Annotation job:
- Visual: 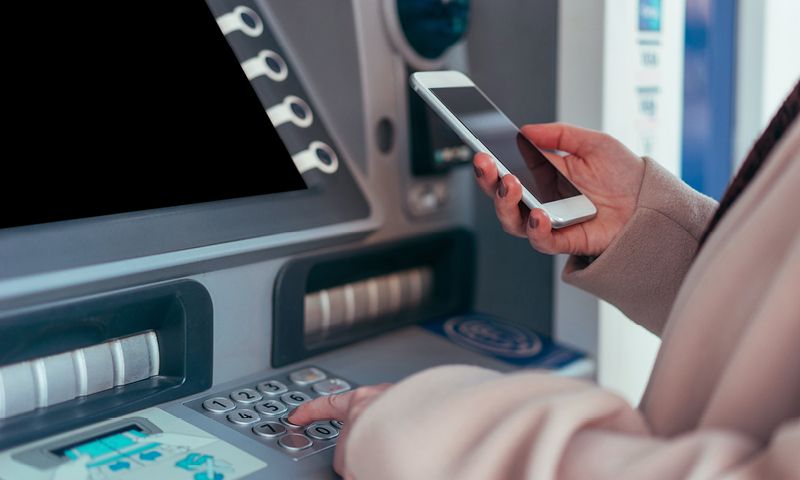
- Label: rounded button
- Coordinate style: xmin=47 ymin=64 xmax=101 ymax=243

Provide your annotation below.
xmin=281 ymin=391 xmax=312 ymax=407
xmin=256 ymin=380 xmax=288 ymax=396
xmin=312 ymin=378 xmax=351 ymax=396
xmin=230 ymin=388 xmax=262 ymax=404
xmin=306 ymin=423 xmax=339 ymax=441
xmin=202 ymin=397 xmax=235 ymax=414
xmin=278 ymin=434 xmax=313 ymax=452
xmin=252 ymin=421 xmax=287 ymax=438
xmin=330 ymin=420 xmax=344 ymax=430
xmin=289 ymin=367 xmax=327 ymax=385
xmin=255 ymin=399 xmax=288 ymax=417
xmin=227 ymin=409 xmax=260 ymax=425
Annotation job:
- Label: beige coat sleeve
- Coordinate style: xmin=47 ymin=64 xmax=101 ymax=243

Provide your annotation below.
xmin=344 ymin=365 xmax=799 ymax=480
xmin=562 ymin=158 xmax=717 ymax=335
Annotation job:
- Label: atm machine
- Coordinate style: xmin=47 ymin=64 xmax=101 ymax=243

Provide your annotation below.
xmin=0 ymin=1 xmax=587 ymax=478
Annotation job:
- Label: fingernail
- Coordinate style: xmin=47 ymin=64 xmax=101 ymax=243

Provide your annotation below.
xmin=497 ymin=179 xmax=507 ymax=198
xmin=474 ymin=165 xmax=484 ymax=178
xmin=529 ymin=215 xmax=538 ymax=229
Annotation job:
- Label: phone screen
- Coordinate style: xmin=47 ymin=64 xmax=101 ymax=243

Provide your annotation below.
xmin=431 ymin=86 xmax=580 ymax=203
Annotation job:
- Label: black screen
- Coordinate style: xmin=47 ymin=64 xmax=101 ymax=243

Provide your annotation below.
xmin=431 ymin=87 xmax=580 ymax=203
xmin=2 ymin=1 xmax=306 ymax=230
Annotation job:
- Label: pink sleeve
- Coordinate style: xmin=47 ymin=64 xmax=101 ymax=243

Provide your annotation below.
xmin=344 ymin=365 xmax=797 ymax=479
xmin=562 ymin=158 xmax=717 ymax=336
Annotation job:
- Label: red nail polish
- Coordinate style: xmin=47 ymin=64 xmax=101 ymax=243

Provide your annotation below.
xmin=474 ymin=165 xmax=483 ymax=178
xmin=498 ymin=179 xmax=507 ymax=198
xmin=529 ymin=216 xmax=538 ymax=229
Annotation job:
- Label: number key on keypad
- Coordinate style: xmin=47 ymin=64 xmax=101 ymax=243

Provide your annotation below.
xmin=227 ymin=409 xmax=260 ymax=425
xmin=306 ymin=422 xmax=339 ymax=440
xmin=255 ymin=399 xmax=287 ymax=416
xmin=202 ymin=397 xmax=235 ymax=413
xmin=252 ymin=421 xmax=287 ymax=438
xmin=230 ymin=388 xmax=263 ymax=404
xmin=257 ymin=380 xmax=288 ymax=396
xmin=281 ymin=391 xmax=312 ymax=406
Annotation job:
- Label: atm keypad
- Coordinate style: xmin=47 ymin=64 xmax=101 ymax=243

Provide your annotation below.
xmin=187 ymin=366 xmax=354 ymax=459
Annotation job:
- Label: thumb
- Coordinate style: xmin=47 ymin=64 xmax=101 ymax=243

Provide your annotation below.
xmin=520 ymin=123 xmax=606 ymax=158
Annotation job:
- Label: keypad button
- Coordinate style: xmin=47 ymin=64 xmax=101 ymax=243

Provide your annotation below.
xmin=278 ymin=434 xmax=313 ymax=452
xmin=252 ymin=422 xmax=287 ymax=438
xmin=306 ymin=422 xmax=339 ymax=440
xmin=255 ymin=399 xmax=287 ymax=417
xmin=202 ymin=397 xmax=236 ymax=414
xmin=289 ymin=367 xmax=326 ymax=385
xmin=312 ymin=378 xmax=351 ymax=396
xmin=227 ymin=409 xmax=260 ymax=425
xmin=330 ymin=420 xmax=344 ymax=430
xmin=280 ymin=416 xmax=303 ymax=429
xmin=281 ymin=391 xmax=312 ymax=407
xmin=257 ymin=380 xmax=288 ymax=396
xmin=230 ymin=388 xmax=263 ymax=404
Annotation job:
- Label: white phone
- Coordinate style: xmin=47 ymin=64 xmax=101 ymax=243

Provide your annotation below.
xmin=411 ymin=70 xmax=597 ymax=228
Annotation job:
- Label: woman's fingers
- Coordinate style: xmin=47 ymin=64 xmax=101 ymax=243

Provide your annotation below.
xmin=288 ymin=391 xmax=353 ymax=424
xmin=473 ymin=153 xmax=500 ymax=197
xmin=288 ymin=384 xmax=392 ymax=426
xmin=526 ymin=209 xmax=573 ymax=254
xmin=494 ymin=175 xmax=527 ymax=237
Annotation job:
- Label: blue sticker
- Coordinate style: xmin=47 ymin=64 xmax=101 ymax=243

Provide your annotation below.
xmin=108 ymin=460 xmax=131 ymax=471
xmin=423 ymin=314 xmax=585 ymax=369
xmin=639 ymin=0 xmax=661 ymax=32
xmin=139 ymin=450 xmax=162 ymax=461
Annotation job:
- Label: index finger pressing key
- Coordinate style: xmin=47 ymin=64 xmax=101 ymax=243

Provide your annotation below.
xmin=287 ymin=391 xmax=354 ymax=425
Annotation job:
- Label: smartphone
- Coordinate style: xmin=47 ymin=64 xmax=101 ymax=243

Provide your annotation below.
xmin=411 ymin=70 xmax=597 ymax=228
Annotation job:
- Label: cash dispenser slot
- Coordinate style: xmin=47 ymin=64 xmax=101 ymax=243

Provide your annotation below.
xmin=0 ymin=280 xmax=212 ymax=450
xmin=272 ymin=229 xmax=474 ymax=366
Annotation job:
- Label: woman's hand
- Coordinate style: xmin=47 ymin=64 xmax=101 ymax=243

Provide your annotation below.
xmin=473 ymin=123 xmax=645 ymax=256
xmin=288 ymin=384 xmax=392 ymax=477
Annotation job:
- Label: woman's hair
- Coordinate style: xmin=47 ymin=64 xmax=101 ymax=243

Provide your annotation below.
xmin=698 ymin=80 xmax=800 ymax=248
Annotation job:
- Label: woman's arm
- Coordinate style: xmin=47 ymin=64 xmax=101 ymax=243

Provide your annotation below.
xmin=563 ymin=158 xmax=717 ymax=335
xmin=339 ymin=365 xmax=797 ymax=480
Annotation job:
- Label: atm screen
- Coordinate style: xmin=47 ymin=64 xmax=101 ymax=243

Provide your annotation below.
xmin=2 ymin=1 xmax=306 ymax=230
xmin=52 ymin=426 xmax=147 ymax=459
